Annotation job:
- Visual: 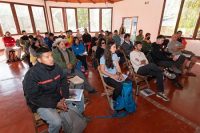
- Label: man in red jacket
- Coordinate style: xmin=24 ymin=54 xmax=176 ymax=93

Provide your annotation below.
xmin=2 ymin=31 xmax=21 ymax=62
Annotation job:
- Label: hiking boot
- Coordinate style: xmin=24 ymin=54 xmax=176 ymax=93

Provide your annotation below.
xmin=156 ymin=92 xmax=170 ymax=102
xmin=163 ymin=70 xmax=176 ymax=79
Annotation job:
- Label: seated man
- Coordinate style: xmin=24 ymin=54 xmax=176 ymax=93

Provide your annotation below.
xmin=141 ymin=33 xmax=152 ymax=55
xmin=136 ymin=29 xmax=144 ymax=42
xmin=121 ymin=33 xmax=134 ymax=58
xmin=168 ymin=32 xmax=197 ymax=76
xmin=130 ymin=41 xmax=169 ymax=101
xmin=2 ymin=31 xmax=21 ymax=62
xmin=52 ymin=38 xmax=96 ymax=93
xmin=23 ymin=47 xmax=79 ymax=133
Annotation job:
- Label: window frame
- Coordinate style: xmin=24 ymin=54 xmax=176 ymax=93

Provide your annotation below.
xmin=50 ymin=6 xmax=113 ymax=33
xmin=159 ymin=0 xmax=200 ymax=40
xmin=50 ymin=7 xmax=65 ymax=33
xmin=0 ymin=1 xmax=48 ymax=36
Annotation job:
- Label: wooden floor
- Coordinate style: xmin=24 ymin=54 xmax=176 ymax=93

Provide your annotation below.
xmin=0 ymin=53 xmax=200 ymax=133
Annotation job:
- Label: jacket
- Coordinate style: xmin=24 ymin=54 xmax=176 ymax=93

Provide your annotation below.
xmin=2 ymin=36 xmax=16 ymax=47
xmin=151 ymin=42 xmax=172 ymax=63
xmin=52 ymin=47 xmax=77 ymax=69
xmin=122 ymin=41 xmax=134 ymax=57
xmin=72 ymin=43 xmax=85 ymax=56
xmin=23 ymin=62 xmax=69 ymax=112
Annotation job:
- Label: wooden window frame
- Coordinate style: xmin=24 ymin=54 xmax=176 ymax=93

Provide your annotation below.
xmin=50 ymin=6 xmax=113 ymax=34
xmin=0 ymin=1 xmax=48 ymax=36
xmin=158 ymin=0 xmax=200 ymax=40
xmin=50 ymin=7 xmax=65 ymax=33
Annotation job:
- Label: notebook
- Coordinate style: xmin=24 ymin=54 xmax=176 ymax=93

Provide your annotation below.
xmin=65 ymin=89 xmax=83 ymax=102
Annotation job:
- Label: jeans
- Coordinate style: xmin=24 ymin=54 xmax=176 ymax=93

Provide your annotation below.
xmin=63 ymin=68 xmax=94 ymax=92
xmin=37 ymin=108 xmax=69 ymax=133
xmin=76 ymin=55 xmax=88 ymax=70
xmin=137 ymin=63 xmax=164 ymax=93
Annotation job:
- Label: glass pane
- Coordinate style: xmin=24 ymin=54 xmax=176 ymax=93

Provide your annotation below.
xmin=89 ymin=9 xmax=99 ymax=32
xmin=130 ymin=17 xmax=138 ymax=42
xmin=178 ymin=0 xmax=200 ymax=37
xmin=51 ymin=8 xmax=64 ymax=32
xmin=102 ymin=9 xmax=112 ymax=31
xmin=160 ymin=0 xmax=182 ymax=36
xmin=15 ymin=4 xmax=33 ymax=33
xmin=197 ymin=26 xmax=200 ymax=38
xmin=77 ymin=8 xmax=88 ymax=32
xmin=0 ymin=3 xmax=17 ymax=34
xmin=123 ymin=18 xmax=132 ymax=34
xmin=66 ymin=9 xmax=77 ymax=32
xmin=31 ymin=6 xmax=47 ymax=33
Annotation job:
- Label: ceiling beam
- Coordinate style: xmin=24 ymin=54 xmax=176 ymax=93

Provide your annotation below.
xmin=90 ymin=0 xmax=96 ymax=4
xmin=77 ymin=0 xmax=82 ymax=3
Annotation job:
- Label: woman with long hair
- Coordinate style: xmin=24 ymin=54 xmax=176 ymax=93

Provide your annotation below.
xmin=100 ymin=40 xmax=128 ymax=100
xmin=72 ymin=37 xmax=88 ymax=71
xmin=96 ymin=38 xmax=106 ymax=63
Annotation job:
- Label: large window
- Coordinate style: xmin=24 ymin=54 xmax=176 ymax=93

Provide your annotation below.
xmin=102 ymin=9 xmax=112 ymax=31
xmin=160 ymin=0 xmax=200 ymax=39
xmin=50 ymin=7 xmax=112 ymax=33
xmin=31 ymin=6 xmax=47 ymax=32
xmin=77 ymin=8 xmax=88 ymax=32
xmin=178 ymin=0 xmax=200 ymax=37
xmin=160 ymin=0 xmax=182 ymax=36
xmin=15 ymin=4 xmax=33 ymax=33
xmin=51 ymin=8 xmax=64 ymax=32
xmin=66 ymin=9 xmax=77 ymax=32
xmin=89 ymin=9 xmax=100 ymax=32
xmin=0 ymin=3 xmax=17 ymax=34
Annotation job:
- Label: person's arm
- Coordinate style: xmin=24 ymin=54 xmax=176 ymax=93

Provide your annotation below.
xmin=23 ymin=70 xmax=59 ymax=108
xmin=67 ymin=49 xmax=77 ymax=66
xmin=130 ymin=52 xmax=141 ymax=66
xmin=79 ymin=43 xmax=85 ymax=54
xmin=59 ymin=66 xmax=69 ymax=99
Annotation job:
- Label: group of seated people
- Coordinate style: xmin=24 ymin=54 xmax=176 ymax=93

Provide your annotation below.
xmin=2 ymin=27 xmax=196 ymax=132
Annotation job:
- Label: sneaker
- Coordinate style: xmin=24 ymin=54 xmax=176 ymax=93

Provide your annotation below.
xmin=156 ymin=92 xmax=170 ymax=102
xmin=163 ymin=70 xmax=176 ymax=79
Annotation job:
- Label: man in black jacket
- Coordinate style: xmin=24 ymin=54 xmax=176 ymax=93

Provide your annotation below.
xmin=82 ymin=28 xmax=91 ymax=52
xmin=23 ymin=47 xmax=70 ymax=133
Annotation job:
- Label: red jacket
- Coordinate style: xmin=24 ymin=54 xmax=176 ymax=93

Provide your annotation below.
xmin=2 ymin=36 xmax=16 ymax=47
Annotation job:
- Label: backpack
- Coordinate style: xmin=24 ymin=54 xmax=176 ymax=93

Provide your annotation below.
xmin=113 ymin=81 xmax=136 ymax=113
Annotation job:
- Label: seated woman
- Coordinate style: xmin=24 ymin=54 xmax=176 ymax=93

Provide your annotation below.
xmin=100 ymin=40 xmax=128 ymax=101
xmin=130 ymin=41 xmax=169 ymax=101
xmin=29 ymin=38 xmax=43 ymax=65
xmin=2 ymin=31 xmax=21 ymax=62
xmin=72 ymin=37 xmax=88 ymax=71
xmin=96 ymin=38 xmax=106 ymax=64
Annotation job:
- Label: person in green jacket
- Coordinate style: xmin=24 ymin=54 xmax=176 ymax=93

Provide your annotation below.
xmin=52 ymin=38 xmax=97 ymax=93
xmin=141 ymin=33 xmax=152 ymax=55
xmin=136 ymin=29 xmax=144 ymax=42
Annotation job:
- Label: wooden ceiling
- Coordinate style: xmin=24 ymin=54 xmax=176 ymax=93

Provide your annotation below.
xmin=46 ymin=0 xmax=122 ymax=4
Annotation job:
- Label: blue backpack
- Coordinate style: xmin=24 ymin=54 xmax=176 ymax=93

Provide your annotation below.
xmin=113 ymin=81 xmax=136 ymax=113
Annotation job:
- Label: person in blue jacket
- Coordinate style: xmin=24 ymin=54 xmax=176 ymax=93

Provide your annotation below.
xmin=72 ymin=37 xmax=88 ymax=71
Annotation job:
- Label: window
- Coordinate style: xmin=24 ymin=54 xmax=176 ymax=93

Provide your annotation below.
xmin=102 ymin=9 xmax=112 ymax=31
xmin=0 ymin=3 xmax=17 ymax=34
xmin=123 ymin=17 xmax=138 ymax=42
xmin=66 ymin=9 xmax=77 ymax=32
xmin=51 ymin=8 xmax=64 ymax=32
xmin=160 ymin=0 xmax=200 ymax=39
xmin=89 ymin=9 xmax=100 ymax=32
xmin=77 ymin=8 xmax=88 ymax=32
xmin=160 ymin=0 xmax=182 ymax=36
xmin=178 ymin=0 xmax=200 ymax=37
xmin=14 ymin=4 xmax=33 ymax=33
xmin=31 ymin=6 xmax=47 ymax=33
xmin=197 ymin=26 xmax=200 ymax=38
